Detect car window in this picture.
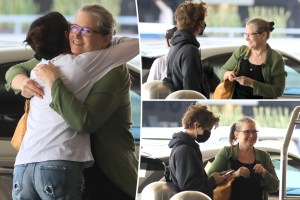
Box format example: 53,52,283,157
131,90,141,142
202,53,231,92
0,61,27,139
285,65,299,92
271,154,300,196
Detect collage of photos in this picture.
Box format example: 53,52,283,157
0,0,299,200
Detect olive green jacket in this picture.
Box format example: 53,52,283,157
207,144,279,200
5,59,138,197
218,45,287,99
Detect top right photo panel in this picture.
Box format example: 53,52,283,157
137,0,300,100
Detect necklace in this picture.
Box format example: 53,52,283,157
250,64,260,71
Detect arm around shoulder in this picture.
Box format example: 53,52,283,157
5,58,39,93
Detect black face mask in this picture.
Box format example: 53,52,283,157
196,130,211,143
198,22,206,36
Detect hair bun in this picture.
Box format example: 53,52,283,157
269,21,275,32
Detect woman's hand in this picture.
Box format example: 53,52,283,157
253,164,267,176
211,172,228,185
234,167,250,178
34,62,60,88
224,71,236,82
21,77,44,99
233,76,254,87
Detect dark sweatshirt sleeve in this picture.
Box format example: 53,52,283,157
175,146,216,197
180,46,204,91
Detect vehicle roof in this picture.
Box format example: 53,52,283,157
141,43,300,63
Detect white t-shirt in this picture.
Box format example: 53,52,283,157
147,54,168,81
15,37,139,167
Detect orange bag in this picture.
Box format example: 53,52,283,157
213,47,249,99
213,79,235,99
11,99,30,150
213,178,234,200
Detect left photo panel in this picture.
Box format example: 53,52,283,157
0,0,141,200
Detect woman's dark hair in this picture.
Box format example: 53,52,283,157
165,26,177,47
24,11,70,60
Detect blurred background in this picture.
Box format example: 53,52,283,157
137,0,300,59
141,100,300,157
0,0,138,42
142,101,300,128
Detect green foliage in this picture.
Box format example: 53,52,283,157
248,6,291,28
0,0,123,33
0,0,122,15
253,106,290,128
206,5,242,28
0,0,36,14
208,105,290,128
208,105,243,126
248,6,291,37
53,0,121,16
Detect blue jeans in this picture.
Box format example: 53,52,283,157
12,160,84,200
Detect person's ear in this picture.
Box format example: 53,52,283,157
194,122,200,129
262,32,268,40
234,130,239,140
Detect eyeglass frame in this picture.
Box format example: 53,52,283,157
243,32,262,38
69,24,101,37
237,130,259,134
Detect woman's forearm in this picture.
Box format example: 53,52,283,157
11,74,29,91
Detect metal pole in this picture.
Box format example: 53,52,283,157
279,106,300,200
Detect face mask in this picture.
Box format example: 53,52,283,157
196,130,211,143
198,22,206,36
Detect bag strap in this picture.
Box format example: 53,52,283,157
24,99,30,113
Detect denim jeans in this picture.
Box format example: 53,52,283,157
12,160,84,200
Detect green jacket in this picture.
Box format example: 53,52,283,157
5,58,138,197
218,45,286,99
207,144,279,200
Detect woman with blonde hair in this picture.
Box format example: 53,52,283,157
219,18,286,99
207,116,279,200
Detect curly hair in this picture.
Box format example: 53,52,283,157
182,104,219,130
175,1,207,33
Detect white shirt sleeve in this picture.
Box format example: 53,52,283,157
76,37,139,76
147,55,167,81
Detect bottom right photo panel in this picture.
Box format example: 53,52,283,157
137,100,300,200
